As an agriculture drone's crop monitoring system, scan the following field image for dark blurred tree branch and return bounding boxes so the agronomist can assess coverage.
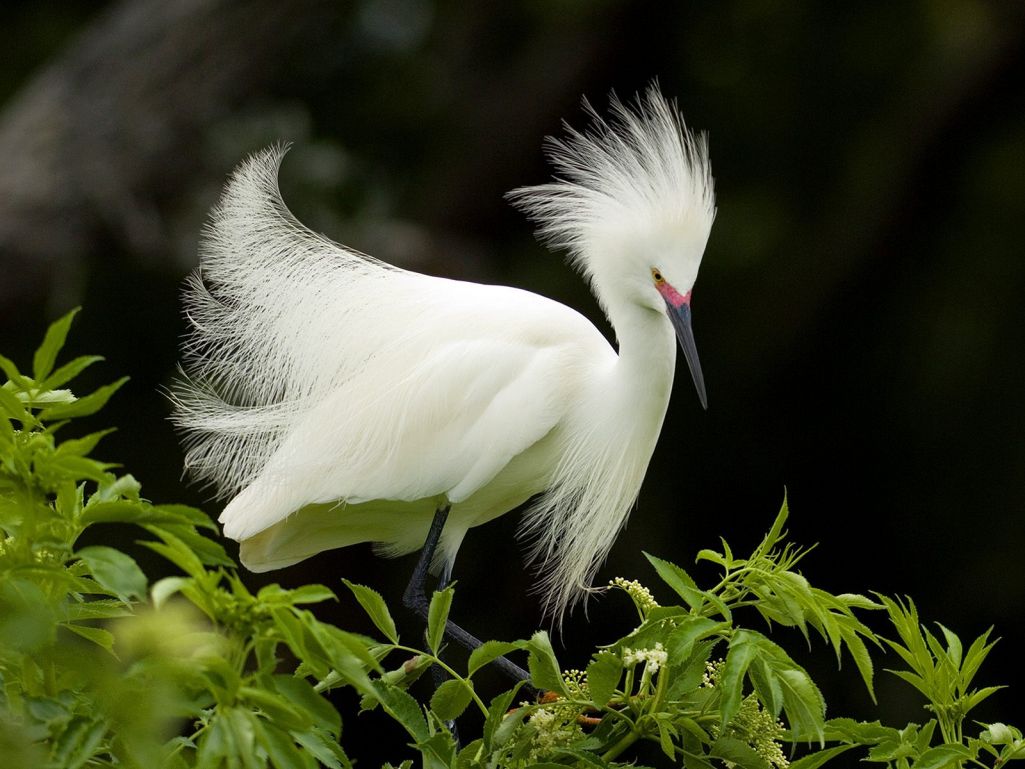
[0,0,347,323]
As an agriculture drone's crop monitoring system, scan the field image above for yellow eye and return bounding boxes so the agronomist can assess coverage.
[651,268,665,284]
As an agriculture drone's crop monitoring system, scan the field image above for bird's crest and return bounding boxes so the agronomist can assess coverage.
[507,84,716,299]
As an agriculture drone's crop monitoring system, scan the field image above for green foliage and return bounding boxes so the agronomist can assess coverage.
[2,311,1022,769]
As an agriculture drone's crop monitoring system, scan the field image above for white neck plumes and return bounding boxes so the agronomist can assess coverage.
[509,86,716,619]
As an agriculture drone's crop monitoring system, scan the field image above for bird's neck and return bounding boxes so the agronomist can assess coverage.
[607,297,677,417]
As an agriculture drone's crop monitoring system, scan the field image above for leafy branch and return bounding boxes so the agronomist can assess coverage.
[1,310,1022,769]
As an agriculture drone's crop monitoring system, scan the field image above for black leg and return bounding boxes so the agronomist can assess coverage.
[402,504,533,686]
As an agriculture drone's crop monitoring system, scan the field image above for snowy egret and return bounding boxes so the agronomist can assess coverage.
[172,86,715,637]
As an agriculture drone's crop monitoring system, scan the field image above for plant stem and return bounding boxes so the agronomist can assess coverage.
[602,728,640,761]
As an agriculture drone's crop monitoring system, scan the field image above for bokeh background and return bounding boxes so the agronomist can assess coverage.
[2,0,1023,758]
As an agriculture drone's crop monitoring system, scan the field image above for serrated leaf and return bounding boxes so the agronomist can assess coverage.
[33,308,80,381]
[645,553,704,609]
[76,545,148,600]
[776,667,826,744]
[586,651,622,708]
[528,630,570,696]
[430,678,475,721]
[961,627,998,689]
[483,682,525,751]
[343,579,398,643]
[374,681,430,742]
[253,720,312,769]
[427,586,454,655]
[468,639,528,676]
[293,728,351,769]
[964,685,1004,713]
[837,617,876,701]
[667,616,728,664]
[719,629,759,726]
[419,732,457,769]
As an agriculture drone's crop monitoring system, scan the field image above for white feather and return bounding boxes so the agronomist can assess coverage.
[172,85,716,621]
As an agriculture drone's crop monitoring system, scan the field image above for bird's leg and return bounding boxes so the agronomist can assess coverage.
[402,504,533,687]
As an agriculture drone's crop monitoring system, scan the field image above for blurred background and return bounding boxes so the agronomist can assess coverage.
[2,0,1023,759]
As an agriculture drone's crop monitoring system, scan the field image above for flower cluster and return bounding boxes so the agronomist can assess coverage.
[609,577,660,615]
[702,659,788,768]
[526,704,583,760]
[622,642,668,674]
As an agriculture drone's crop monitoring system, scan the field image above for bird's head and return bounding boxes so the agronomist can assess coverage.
[508,84,716,408]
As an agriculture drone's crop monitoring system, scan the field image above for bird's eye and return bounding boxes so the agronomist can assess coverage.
[651,268,665,284]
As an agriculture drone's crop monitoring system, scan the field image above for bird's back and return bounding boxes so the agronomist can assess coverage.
[173,147,614,545]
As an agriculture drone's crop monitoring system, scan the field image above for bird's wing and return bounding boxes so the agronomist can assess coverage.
[218,284,614,541]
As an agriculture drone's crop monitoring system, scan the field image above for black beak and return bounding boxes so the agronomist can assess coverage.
[666,299,708,410]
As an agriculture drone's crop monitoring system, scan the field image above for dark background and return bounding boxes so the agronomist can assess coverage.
[2,0,1023,759]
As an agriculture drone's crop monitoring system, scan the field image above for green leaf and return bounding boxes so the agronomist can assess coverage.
[254,720,313,769]
[419,732,458,769]
[62,623,116,652]
[373,681,430,742]
[239,685,311,731]
[835,612,877,701]
[139,525,209,579]
[293,727,351,769]
[711,736,770,769]
[0,384,27,419]
[76,545,148,600]
[151,576,191,608]
[55,428,115,458]
[776,667,826,744]
[666,616,729,664]
[33,308,80,381]
[81,500,216,530]
[467,639,528,676]
[343,579,398,643]
[0,353,31,388]
[430,678,475,721]
[911,743,973,769]
[645,553,705,609]
[427,585,454,655]
[273,676,341,736]
[51,715,106,769]
[719,629,760,726]
[755,636,826,743]
[527,630,570,696]
[483,682,526,751]
[788,744,858,769]
[39,377,128,421]
[656,718,678,759]
[586,651,622,708]
[758,495,790,557]
[288,584,336,604]
[40,354,104,390]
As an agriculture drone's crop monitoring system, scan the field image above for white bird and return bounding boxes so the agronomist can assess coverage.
[172,85,716,623]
